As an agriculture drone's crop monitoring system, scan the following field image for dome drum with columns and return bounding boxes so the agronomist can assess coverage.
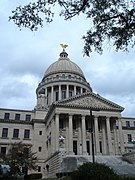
[36,50,92,109]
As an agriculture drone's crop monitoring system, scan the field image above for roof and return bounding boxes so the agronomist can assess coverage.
[44,51,85,78]
[45,92,124,121]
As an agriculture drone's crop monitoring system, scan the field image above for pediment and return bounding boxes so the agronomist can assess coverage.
[54,92,124,112]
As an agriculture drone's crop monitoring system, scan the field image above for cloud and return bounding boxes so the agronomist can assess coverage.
[0,1,135,117]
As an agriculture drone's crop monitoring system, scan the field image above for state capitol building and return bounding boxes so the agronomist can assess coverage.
[0,48,135,178]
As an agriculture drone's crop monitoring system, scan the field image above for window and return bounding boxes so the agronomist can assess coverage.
[126,121,130,127]
[99,141,102,153]
[73,120,77,130]
[13,129,19,138]
[86,141,90,155]
[62,91,66,99]
[39,131,42,135]
[134,121,135,127]
[4,113,10,120]
[15,114,20,121]
[24,129,30,139]
[59,119,64,129]
[69,91,72,97]
[55,91,59,101]
[127,134,132,143]
[38,166,41,172]
[73,141,77,155]
[85,120,89,131]
[38,146,42,152]
[25,114,31,121]
[1,147,6,155]
[2,128,8,138]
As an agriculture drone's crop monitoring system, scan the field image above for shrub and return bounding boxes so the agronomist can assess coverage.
[70,162,120,180]
[24,173,42,179]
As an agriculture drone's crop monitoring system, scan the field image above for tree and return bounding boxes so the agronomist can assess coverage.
[70,162,120,180]
[9,0,135,56]
[0,142,37,176]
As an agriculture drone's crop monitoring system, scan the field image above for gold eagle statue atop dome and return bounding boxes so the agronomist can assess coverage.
[60,44,68,51]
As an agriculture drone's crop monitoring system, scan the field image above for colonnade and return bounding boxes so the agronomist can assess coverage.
[49,113,125,156]
[40,84,89,105]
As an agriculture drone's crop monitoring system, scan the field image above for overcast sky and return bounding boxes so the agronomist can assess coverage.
[0,0,135,118]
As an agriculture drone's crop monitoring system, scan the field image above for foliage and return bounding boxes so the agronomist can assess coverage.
[70,162,120,180]
[24,173,42,179]
[0,142,37,175]
[9,0,135,55]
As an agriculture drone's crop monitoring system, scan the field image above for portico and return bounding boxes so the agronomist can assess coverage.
[45,92,124,157]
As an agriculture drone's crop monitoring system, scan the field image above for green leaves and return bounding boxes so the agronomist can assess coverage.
[9,1,54,31]
[9,0,135,55]
[0,142,37,175]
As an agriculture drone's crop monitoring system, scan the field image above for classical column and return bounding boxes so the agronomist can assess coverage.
[82,115,87,155]
[59,85,61,100]
[106,117,113,155]
[94,116,100,155]
[51,117,55,154]
[66,85,69,98]
[51,86,54,104]
[113,120,119,155]
[68,115,73,155]
[45,88,47,96]
[102,119,107,155]
[118,118,125,154]
[45,88,48,104]
[74,86,76,96]
[55,114,59,152]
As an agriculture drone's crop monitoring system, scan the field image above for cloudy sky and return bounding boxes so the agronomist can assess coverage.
[0,0,135,117]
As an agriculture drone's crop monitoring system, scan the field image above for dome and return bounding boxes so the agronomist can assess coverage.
[44,51,85,78]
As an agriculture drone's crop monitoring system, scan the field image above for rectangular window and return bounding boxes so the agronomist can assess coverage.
[15,114,20,121]
[24,129,30,139]
[85,120,89,131]
[127,134,132,143]
[126,121,130,127]
[73,120,77,130]
[69,91,72,97]
[59,119,64,129]
[25,114,31,121]
[38,146,42,152]
[99,141,102,153]
[73,141,77,155]
[62,91,66,99]
[134,121,135,127]
[39,131,42,135]
[38,166,41,172]
[86,141,90,155]
[13,129,19,138]
[55,91,59,101]
[2,128,8,138]
[1,147,6,155]
[4,113,10,120]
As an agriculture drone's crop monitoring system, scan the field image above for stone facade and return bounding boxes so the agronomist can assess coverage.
[0,50,135,178]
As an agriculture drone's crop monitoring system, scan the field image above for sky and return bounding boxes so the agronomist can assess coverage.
[0,0,135,118]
